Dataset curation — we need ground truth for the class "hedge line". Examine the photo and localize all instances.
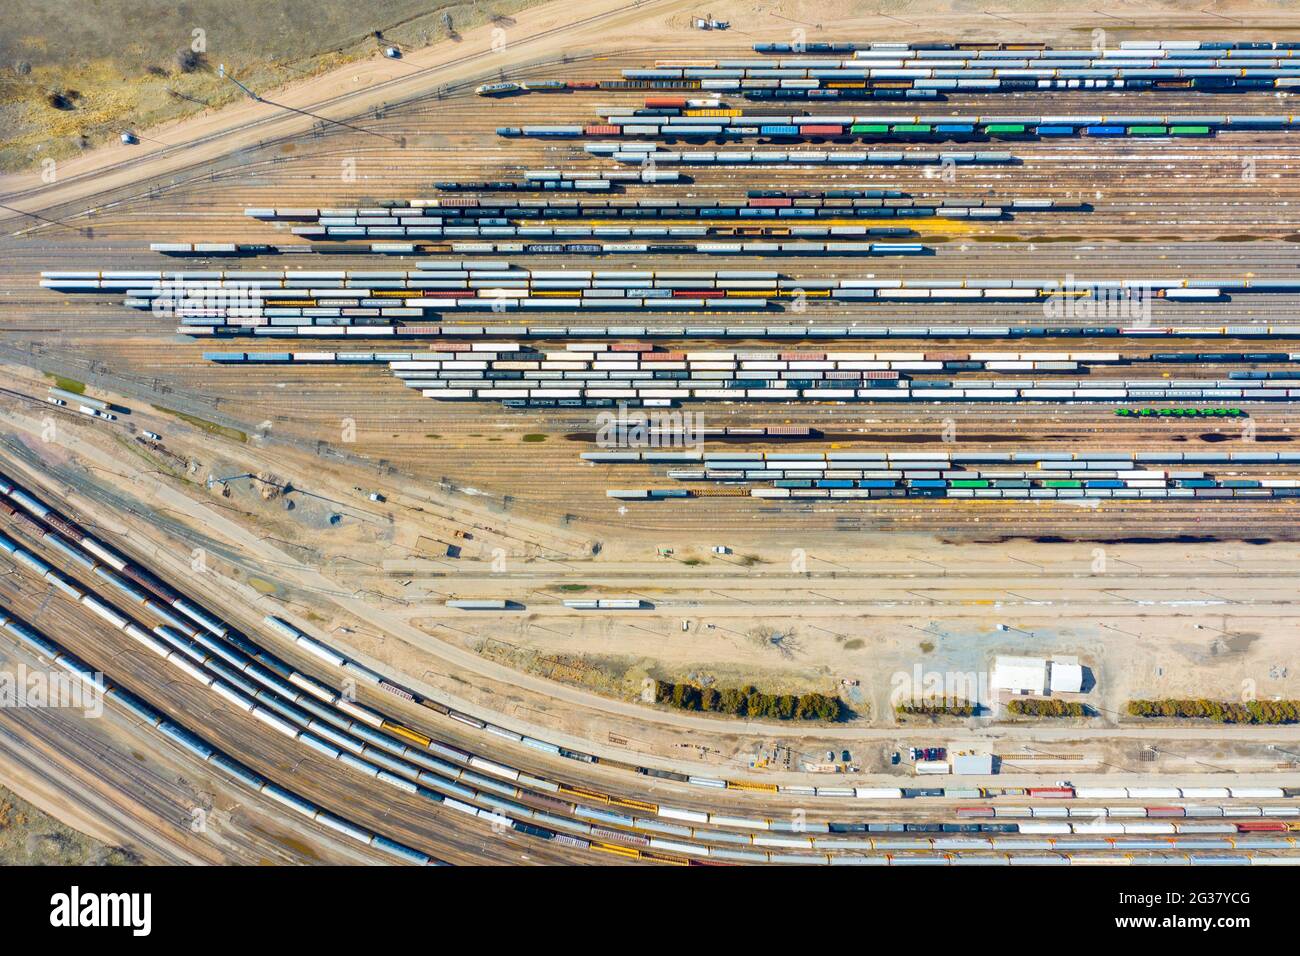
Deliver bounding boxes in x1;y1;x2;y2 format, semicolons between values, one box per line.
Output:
1126;698;1300;724
896;698;975;717
1007;698;1086;718
654;681;844;721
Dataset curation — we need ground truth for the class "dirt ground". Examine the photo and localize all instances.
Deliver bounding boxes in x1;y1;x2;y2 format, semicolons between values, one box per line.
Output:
0;0;544;172
0;781;137;865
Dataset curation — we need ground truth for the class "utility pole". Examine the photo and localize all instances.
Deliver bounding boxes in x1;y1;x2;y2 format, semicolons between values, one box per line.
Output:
218;63;262;102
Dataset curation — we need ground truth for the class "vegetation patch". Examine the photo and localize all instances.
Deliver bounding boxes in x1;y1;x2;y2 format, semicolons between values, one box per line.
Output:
152;406;248;443
1127;698;1300;724
654;680;844;721
47;375;86;394
0;783;137;865
1008;698;1086;718
897;698;975;717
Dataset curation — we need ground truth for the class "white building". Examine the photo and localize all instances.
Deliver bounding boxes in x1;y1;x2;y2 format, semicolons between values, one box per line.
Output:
1050;661;1084;694
991;656;1047;696
953;753;995;775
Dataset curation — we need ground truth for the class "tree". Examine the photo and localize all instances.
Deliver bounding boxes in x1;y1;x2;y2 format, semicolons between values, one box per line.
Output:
719;687;746;715
654;680;844;721
654;680;673;704
1126;698;1300;724
174;49;202;73
670;683;700;710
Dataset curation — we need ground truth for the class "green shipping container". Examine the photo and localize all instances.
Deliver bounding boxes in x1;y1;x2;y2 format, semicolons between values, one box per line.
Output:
1170;125;1211;136
984;124;1026;134
1044;480;1082;488
851;124;890;134
891;124;932;134
949;479;990;488
1129;125;1169;135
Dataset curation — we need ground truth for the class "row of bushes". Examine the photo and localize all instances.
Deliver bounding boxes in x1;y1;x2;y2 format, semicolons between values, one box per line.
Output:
896;698;976;717
1127;699;1300;724
654;681;844;721
1007;698;1087;718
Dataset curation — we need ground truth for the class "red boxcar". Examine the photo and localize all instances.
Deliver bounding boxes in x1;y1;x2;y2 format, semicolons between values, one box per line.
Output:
1027;787;1075;799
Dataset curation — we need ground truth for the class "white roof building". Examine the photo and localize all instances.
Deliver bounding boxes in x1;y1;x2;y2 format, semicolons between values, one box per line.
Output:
953;753;996;775
991;656;1047;696
1050;662;1084;694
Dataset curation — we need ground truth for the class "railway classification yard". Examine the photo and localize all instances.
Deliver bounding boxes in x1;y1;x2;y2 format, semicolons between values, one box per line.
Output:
5;0;1300;927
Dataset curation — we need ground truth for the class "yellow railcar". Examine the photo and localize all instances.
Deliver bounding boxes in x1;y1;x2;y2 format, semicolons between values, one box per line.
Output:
560;784;611;804
590;842;640;859
611;796;659;812
381;720;432;748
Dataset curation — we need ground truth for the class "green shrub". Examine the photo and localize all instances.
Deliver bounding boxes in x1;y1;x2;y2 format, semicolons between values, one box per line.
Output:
652;680;844;721
896;698;976;717
1006;698;1085;718
719;686;747;715
1126;698;1300;724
